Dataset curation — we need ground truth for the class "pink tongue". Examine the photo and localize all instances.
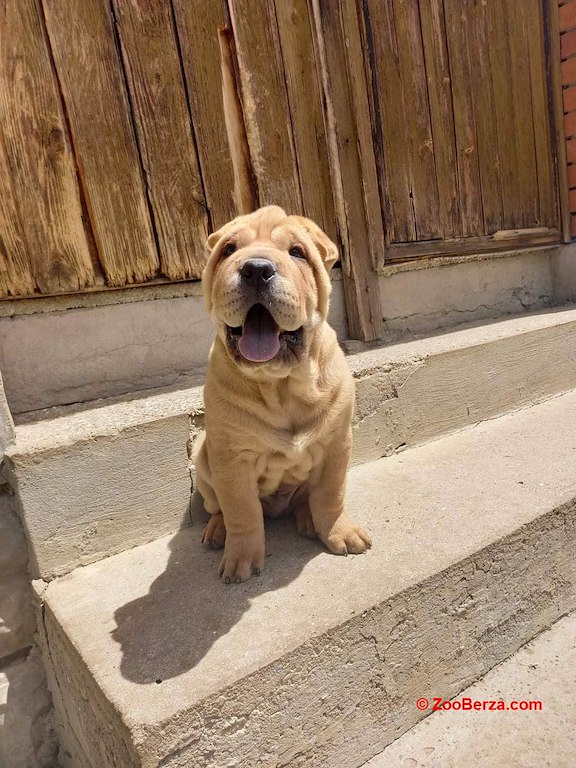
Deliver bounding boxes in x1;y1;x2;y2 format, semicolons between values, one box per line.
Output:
238;305;281;362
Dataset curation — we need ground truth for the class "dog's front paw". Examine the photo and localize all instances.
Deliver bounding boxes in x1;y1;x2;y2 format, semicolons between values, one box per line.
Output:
320;513;372;556
202;512;226;549
218;532;265;583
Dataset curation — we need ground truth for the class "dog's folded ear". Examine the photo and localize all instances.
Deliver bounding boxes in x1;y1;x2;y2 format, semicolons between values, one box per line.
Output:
205;220;235;253
293;217;339;272
206;230;222;251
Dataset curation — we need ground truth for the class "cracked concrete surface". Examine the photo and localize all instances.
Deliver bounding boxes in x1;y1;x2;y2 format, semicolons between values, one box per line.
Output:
364;612;576;768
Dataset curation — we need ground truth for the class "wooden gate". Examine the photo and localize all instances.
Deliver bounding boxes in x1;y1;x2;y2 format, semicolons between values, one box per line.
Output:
0;0;567;341
364;0;564;259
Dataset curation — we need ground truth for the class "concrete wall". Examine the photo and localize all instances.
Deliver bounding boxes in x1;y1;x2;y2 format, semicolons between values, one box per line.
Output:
0;489;57;767
2;246;575;416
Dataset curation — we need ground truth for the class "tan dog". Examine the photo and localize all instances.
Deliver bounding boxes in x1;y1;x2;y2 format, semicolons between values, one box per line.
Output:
196;206;371;582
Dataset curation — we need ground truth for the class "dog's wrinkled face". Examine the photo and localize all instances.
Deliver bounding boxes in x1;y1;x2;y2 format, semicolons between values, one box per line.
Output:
203;206;338;372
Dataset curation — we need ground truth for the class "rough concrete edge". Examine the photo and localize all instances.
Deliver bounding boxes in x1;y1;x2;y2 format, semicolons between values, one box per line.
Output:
350;318;576;465
42;499;576;768
7;388;205;456
33;580;136;768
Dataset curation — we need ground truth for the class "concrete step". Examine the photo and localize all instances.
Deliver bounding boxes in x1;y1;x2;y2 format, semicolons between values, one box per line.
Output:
7;305;576;580
37;389;576;768
362;611;576;768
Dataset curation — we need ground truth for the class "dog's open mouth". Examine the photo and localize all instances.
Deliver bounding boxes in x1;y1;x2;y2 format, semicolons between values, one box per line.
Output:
227;304;303;363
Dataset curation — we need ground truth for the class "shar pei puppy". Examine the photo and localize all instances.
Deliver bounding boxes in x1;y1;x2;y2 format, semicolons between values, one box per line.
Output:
195;205;371;582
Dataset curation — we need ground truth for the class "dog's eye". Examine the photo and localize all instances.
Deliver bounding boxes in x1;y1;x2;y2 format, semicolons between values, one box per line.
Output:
289;245;306;260
222;243;237;258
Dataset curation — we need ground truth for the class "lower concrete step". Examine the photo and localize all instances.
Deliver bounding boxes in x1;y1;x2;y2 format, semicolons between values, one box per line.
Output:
8;305;576;581
362;611;576;768
37;389;576;768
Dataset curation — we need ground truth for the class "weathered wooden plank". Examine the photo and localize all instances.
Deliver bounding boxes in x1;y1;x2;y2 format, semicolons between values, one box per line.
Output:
444;0;483;236
0;128;36;297
42;0;159;286
364;0;415;242
218;26;257;215
392;0;441;241
309;0;382;341
485;0;521;231
467;0;504;234
111;0;208;280
418;0;460;238
385;228;562;260
524;0;558;228
507;0;539;228
274;0;336;239
0;0;96;294
171;0;237;229
228;0;301;214
341;0;386;269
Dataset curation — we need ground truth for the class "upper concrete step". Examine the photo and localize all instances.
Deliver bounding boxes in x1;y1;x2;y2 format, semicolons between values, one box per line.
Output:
7;305;576;580
38;389;576;768
362;612;576;768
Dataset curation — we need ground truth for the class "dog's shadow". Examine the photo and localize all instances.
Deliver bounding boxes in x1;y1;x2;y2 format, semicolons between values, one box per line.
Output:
111;492;323;684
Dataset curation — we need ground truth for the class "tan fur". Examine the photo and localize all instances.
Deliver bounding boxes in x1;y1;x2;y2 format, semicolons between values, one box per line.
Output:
197;206;371;583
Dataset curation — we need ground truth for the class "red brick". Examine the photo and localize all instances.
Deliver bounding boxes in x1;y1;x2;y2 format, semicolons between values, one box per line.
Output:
560;1;576;32
565;111;576;137
567;164;576;188
571;213;576;238
563;86;576;112
562;30;576;59
562;56;576;85
570;189;576;211
566;138;576;163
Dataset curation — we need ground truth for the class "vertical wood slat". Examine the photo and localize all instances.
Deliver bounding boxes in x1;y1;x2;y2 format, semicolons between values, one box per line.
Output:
171;0;237;230
273;0;336;241
228;0;302;215
525;0;557;228
363;0;415;243
42;0;159;286
341;0;386;270
507;0;539;228
485;0;521;231
111;0;208;280
0;0;96;295
467;0;504;234
392;0;441;241
418;0;460;239
0;128;35;297
309;0;382;341
218;26;258;215
444;0;484;236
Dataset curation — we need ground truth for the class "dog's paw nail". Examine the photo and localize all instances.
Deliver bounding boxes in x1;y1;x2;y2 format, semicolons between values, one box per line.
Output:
254;568;261;576
342;547;348;556
224;576;231;584
235;576;242;583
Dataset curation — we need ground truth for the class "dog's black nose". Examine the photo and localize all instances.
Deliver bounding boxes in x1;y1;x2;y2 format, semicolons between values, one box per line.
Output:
240;259;276;285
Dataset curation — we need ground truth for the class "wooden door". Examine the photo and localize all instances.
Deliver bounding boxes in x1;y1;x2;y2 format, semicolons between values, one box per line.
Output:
363;0;563;259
